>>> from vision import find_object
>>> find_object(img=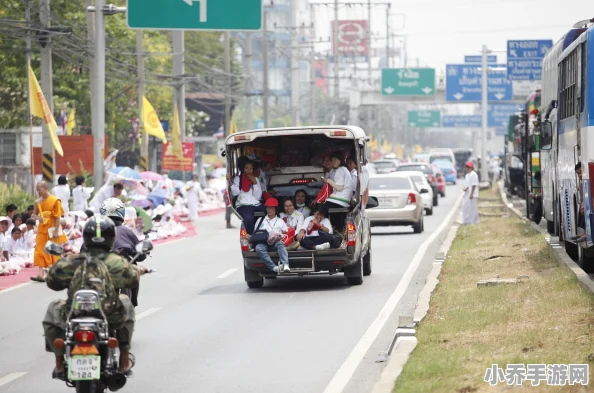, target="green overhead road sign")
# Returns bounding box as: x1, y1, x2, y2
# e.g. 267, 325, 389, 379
407, 110, 441, 128
382, 68, 435, 96
127, 0, 263, 31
